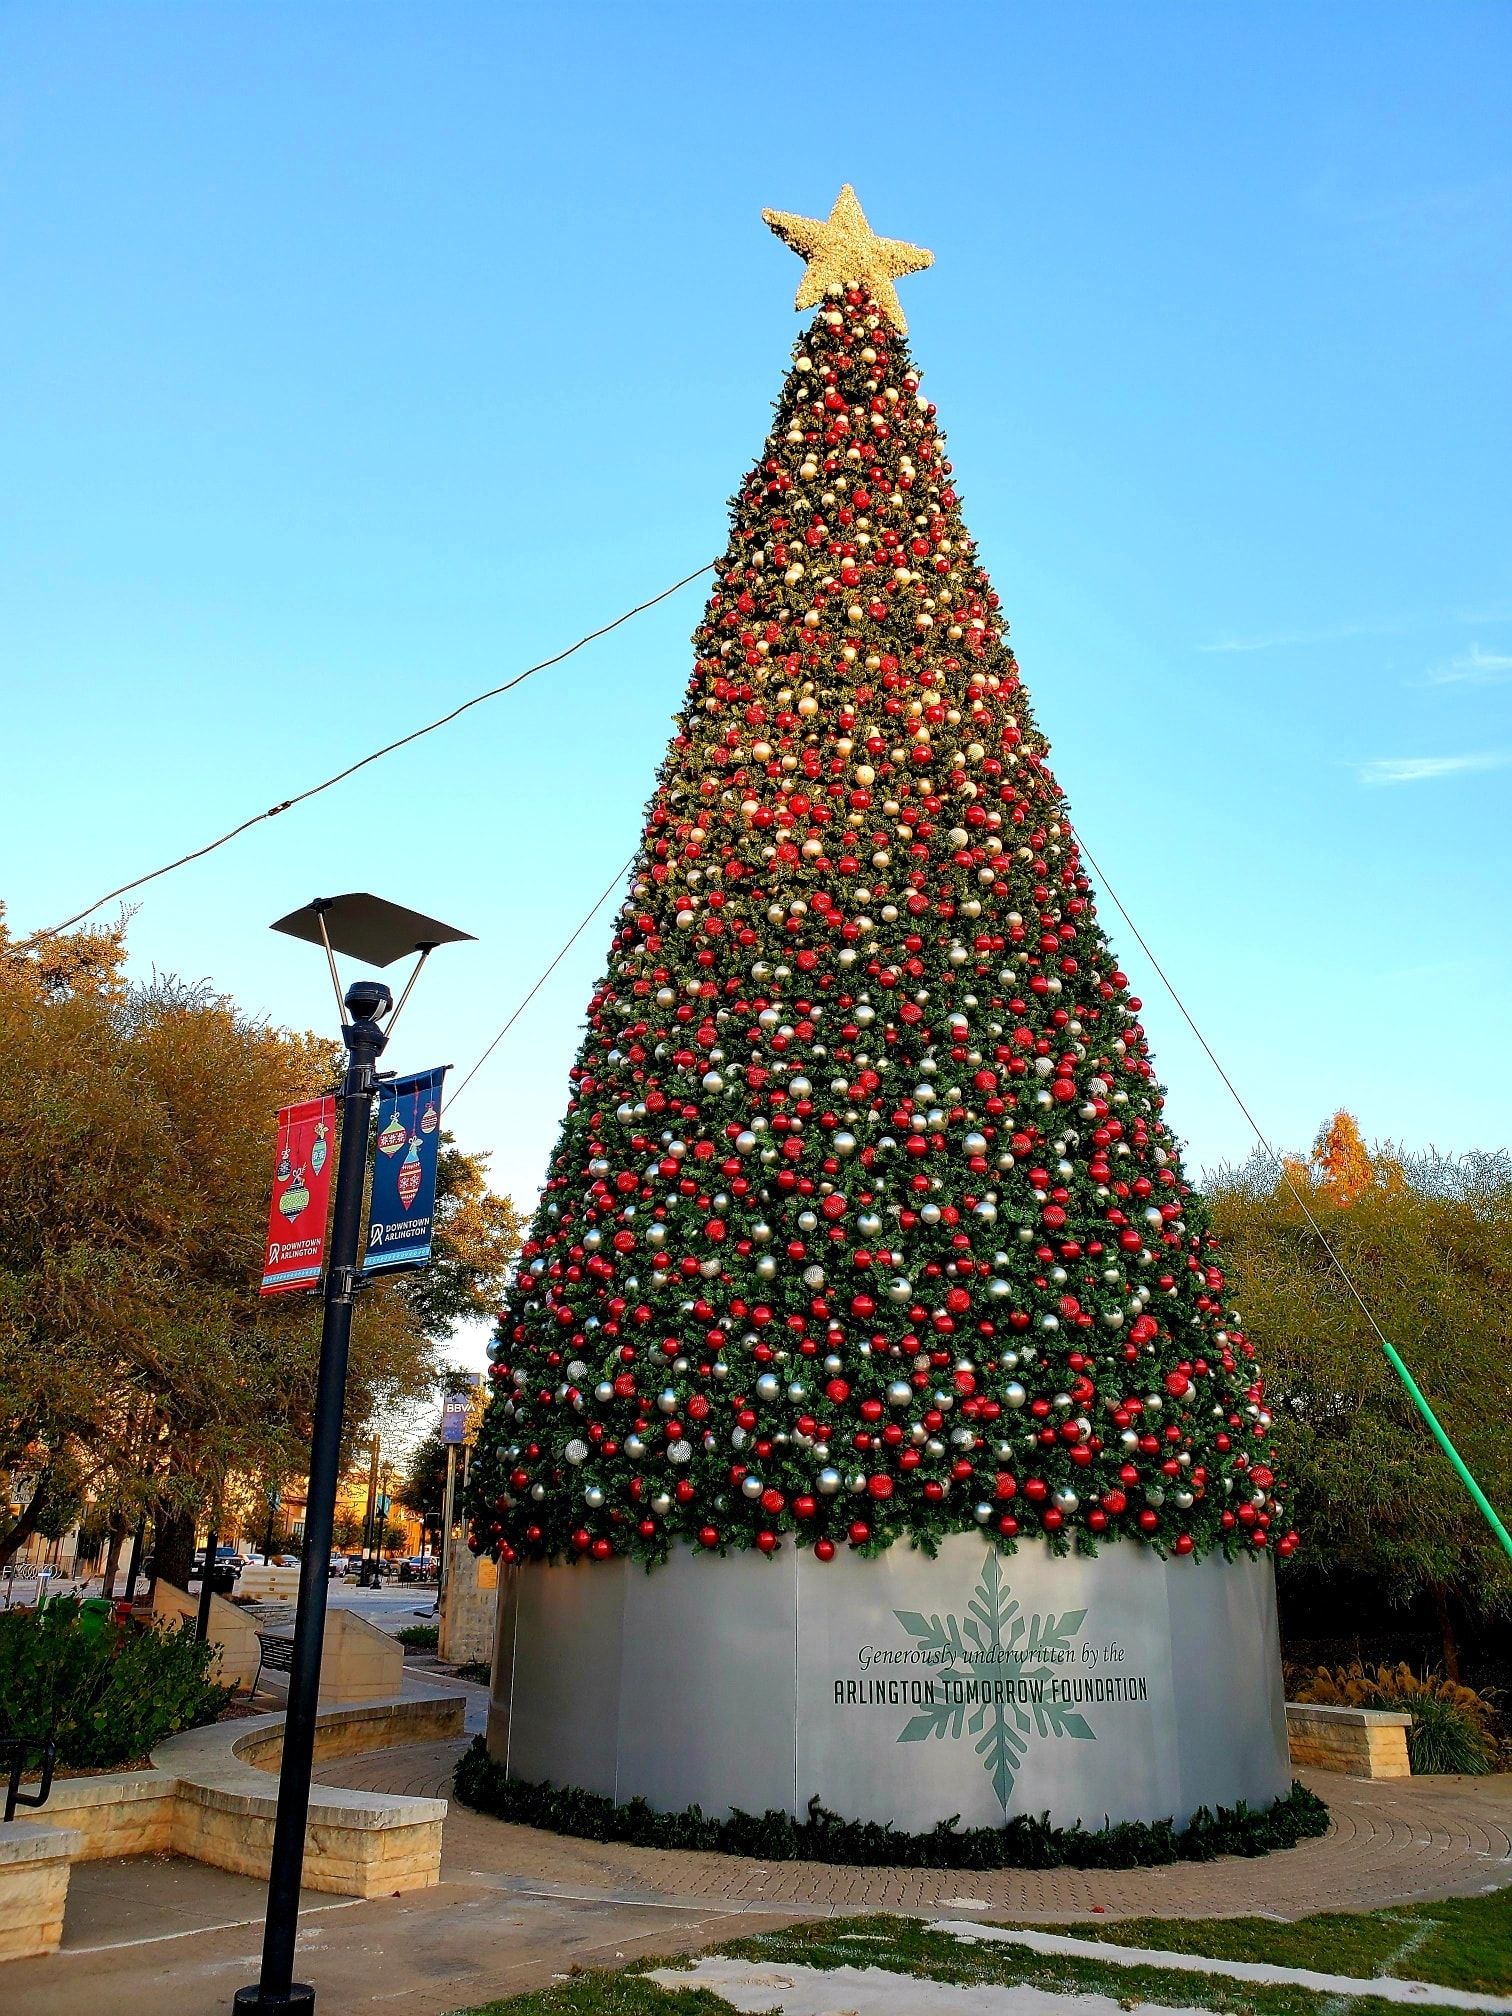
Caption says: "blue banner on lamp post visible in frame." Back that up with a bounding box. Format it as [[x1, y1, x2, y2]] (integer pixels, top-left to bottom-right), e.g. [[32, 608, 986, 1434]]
[[440, 1393, 469, 1445], [363, 1066, 448, 1275]]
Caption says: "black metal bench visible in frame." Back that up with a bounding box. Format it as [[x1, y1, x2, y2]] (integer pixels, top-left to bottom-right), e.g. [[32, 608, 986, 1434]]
[[1, 1728, 55, 1824], [251, 1631, 295, 1700]]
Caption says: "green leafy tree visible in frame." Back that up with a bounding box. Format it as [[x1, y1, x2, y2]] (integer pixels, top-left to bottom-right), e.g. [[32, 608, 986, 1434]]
[[1209, 1128, 1512, 1669], [0, 909, 518, 1576], [400, 1431, 451, 1524], [469, 240, 1291, 1571], [399, 1143, 523, 1339]]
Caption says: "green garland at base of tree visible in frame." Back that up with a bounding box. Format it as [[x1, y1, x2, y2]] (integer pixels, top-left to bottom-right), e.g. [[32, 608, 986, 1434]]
[[452, 1737, 1328, 1870]]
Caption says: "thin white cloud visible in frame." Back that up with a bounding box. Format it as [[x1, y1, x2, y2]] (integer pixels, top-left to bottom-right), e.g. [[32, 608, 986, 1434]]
[[1356, 752, 1510, 787], [1199, 618, 1408, 655], [1201, 608, 1512, 657], [1425, 643, 1512, 686]]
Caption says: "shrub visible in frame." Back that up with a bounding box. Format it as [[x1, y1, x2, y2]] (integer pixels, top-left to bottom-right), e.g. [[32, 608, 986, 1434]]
[[395, 1622, 439, 1649], [1292, 1660, 1498, 1775], [0, 1598, 232, 1769]]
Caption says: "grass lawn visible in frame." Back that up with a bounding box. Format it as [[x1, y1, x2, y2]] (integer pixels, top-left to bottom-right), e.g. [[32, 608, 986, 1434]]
[[452, 1905, 1506, 2016], [714, 1917, 1490, 2015], [449, 1979, 734, 2016], [1022, 1886, 1512, 1995]]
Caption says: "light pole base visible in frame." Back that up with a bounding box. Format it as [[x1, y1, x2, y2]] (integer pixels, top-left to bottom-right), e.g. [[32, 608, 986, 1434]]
[[233, 1984, 315, 2012]]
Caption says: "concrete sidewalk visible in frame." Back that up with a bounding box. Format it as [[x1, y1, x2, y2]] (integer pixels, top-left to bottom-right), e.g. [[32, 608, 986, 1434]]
[[0, 1851, 801, 2015]]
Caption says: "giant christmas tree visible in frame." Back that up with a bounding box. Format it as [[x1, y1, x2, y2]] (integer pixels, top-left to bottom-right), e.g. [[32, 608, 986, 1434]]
[[469, 189, 1294, 1579]]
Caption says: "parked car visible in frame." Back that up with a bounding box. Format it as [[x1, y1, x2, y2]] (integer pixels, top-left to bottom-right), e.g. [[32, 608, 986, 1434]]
[[191, 1545, 239, 1595], [191, 1545, 239, 1575]]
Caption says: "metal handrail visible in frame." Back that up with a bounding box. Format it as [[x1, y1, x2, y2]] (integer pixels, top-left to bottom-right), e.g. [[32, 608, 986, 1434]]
[[2, 1733, 57, 1823]]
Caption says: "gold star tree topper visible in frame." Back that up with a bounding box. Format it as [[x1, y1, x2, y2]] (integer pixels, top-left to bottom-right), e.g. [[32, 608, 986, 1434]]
[[762, 184, 933, 334]]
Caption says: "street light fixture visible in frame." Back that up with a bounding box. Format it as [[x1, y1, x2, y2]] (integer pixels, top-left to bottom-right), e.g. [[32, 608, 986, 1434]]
[[236, 893, 472, 2016]]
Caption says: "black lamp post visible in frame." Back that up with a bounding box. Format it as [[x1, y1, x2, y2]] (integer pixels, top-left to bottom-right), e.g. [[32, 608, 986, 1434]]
[[237, 893, 472, 2016]]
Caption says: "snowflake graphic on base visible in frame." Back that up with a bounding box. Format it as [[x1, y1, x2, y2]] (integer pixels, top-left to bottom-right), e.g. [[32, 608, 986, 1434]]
[[893, 1548, 1097, 1815]]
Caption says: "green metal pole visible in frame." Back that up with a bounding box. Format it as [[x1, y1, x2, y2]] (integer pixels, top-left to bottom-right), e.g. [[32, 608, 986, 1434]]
[[1381, 1339, 1512, 1561]]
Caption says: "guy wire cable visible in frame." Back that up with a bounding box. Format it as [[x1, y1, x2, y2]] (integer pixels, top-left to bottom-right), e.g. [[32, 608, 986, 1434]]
[[10, 562, 714, 955], [448, 852, 637, 1107], [1058, 792, 1512, 1558]]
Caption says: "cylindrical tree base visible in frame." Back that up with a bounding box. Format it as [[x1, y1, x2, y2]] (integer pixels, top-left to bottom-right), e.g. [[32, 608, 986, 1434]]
[[487, 1535, 1289, 1835]]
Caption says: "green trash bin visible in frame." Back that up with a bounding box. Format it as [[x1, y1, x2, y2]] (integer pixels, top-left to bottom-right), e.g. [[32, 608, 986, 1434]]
[[75, 1595, 117, 1642]]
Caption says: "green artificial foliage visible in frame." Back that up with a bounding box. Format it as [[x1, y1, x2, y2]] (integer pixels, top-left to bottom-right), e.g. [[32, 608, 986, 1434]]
[[468, 281, 1294, 1574], [452, 1736, 1327, 1870], [0, 1597, 231, 1768]]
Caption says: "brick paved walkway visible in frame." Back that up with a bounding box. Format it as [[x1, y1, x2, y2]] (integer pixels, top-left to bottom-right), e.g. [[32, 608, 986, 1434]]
[[318, 1737, 1512, 1922]]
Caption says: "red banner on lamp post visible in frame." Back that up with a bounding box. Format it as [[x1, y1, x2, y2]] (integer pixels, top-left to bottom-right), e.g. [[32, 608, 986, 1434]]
[[259, 1095, 336, 1295]]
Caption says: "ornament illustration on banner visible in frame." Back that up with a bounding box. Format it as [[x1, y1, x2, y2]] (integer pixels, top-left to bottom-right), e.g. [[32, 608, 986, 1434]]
[[364, 1066, 449, 1276], [397, 1138, 424, 1211], [278, 1166, 311, 1222], [259, 1095, 337, 1295]]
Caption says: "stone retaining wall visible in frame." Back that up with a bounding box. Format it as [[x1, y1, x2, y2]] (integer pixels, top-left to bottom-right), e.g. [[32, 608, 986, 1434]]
[[152, 1579, 261, 1693], [25, 1770, 178, 1861], [0, 1822, 79, 1961], [232, 1692, 463, 1772], [23, 1692, 464, 1921], [1285, 1701, 1412, 1779]]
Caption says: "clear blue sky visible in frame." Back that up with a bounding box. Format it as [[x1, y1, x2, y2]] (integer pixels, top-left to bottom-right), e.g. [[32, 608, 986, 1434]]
[[5, 5, 1510, 1372]]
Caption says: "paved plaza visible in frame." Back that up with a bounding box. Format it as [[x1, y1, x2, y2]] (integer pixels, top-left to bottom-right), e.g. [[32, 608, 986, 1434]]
[[3, 1693, 1507, 2016]]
